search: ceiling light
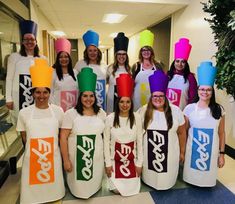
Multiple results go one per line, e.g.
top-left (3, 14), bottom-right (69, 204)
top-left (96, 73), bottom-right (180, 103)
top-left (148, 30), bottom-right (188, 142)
top-left (50, 31), bottom-right (66, 37)
top-left (0, 32), bottom-right (3, 35)
top-left (109, 32), bottom-right (118, 38)
top-left (102, 13), bottom-right (127, 24)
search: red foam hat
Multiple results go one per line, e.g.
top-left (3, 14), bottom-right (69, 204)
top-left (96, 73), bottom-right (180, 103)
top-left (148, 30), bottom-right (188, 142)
top-left (116, 73), bottom-right (134, 97)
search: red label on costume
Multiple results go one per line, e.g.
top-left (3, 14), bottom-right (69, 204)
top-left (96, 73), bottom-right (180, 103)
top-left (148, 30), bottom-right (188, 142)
top-left (61, 90), bottom-right (77, 112)
top-left (166, 88), bottom-right (181, 107)
top-left (114, 141), bottom-right (136, 178)
top-left (29, 137), bottom-right (54, 185)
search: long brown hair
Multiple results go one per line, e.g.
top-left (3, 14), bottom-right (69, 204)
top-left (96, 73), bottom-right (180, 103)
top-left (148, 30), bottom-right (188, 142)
top-left (113, 97), bottom-right (135, 129)
top-left (83, 47), bottom-right (102, 65)
top-left (144, 95), bottom-right (173, 131)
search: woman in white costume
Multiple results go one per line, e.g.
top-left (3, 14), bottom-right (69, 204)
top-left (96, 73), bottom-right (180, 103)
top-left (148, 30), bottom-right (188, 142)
top-left (138, 70), bottom-right (186, 190)
top-left (50, 38), bottom-right (78, 112)
top-left (132, 30), bottom-right (162, 111)
top-left (104, 73), bottom-right (143, 196)
top-left (183, 61), bottom-right (225, 187)
top-left (60, 67), bottom-right (106, 199)
top-left (6, 20), bottom-right (45, 123)
top-left (74, 30), bottom-right (107, 110)
top-left (16, 59), bottom-right (65, 204)
top-left (106, 32), bottom-right (131, 114)
top-left (166, 38), bottom-right (197, 110)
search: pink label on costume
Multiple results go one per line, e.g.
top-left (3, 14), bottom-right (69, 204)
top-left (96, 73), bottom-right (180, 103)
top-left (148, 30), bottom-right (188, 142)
top-left (60, 90), bottom-right (77, 111)
top-left (114, 141), bottom-right (136, 179)
top-left (166, 88), bottom-right (181, 107)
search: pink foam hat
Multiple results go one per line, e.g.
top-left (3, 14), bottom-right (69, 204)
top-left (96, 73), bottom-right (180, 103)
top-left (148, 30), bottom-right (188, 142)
top-left (55, 38), bottom-right (71, 54)
top-left (174, 38), bottom-right (192, 60)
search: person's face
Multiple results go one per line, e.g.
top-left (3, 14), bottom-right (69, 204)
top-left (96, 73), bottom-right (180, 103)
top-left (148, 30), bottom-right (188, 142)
top-left (151, 91), bottom-right (165, 111)
top-left (118, 97), bottom-right (132, 115)
top-left (87, 45), bottom-right (98, 62)
top-left (33, 87), bottom-right (50, 105)
top-left (141, 47), bottom-right (152, 60)
top-left (22, 33), bottom-right (37, 51)
top-left (198, 85), bottom-right (213, 102)
top-left (81, 91), bottom-right (95, 109)
top-left (116, 51), bottom-right (127, 66)
top-left (59, 51), bottom-right (69, 67)
top-left (174, 59), bottom-right (186, 71)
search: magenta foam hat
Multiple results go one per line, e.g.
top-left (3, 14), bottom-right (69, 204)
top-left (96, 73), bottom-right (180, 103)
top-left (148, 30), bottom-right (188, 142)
top-left (174, 38), bottom-right (192, 60)
top-left (55, 38), bottom-right (71, 54)
top-left (149, 70), bottom-right (169, 94)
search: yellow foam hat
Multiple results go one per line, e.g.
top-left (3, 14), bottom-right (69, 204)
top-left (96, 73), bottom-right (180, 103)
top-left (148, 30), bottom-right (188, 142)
top-left (139, 30), bottom-right (154, 48)
top-left (30, 59), bottom-right (53, 88)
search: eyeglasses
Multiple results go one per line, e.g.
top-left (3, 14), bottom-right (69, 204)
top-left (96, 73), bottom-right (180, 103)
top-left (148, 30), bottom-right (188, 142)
top-left (117, 53), bottom-right (126, 56)
top-left (152, 95), bottom-right (165, 99)
top-left (198, 88), bottom-right (213, 93)
top-left (23, 38), bottom-right (36, 43)
top-left (141, 48), bottom-right (151, 52)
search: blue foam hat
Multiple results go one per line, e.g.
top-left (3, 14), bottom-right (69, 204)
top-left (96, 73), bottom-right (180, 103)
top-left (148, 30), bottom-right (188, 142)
top-left (19, 20), bottom-right (37, 38)
top-left (197, 61), bottom-right (217, 86)
top-left (82, 30), bottom-right (99, 47)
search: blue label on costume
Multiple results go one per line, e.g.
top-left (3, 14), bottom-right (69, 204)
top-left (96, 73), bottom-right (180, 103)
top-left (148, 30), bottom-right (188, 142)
top-left (96, 79), bottom-right (106, 110)
top-left (147, 129), bottom-right (168, 173)
top-left (190, 128), bottom-right (213, 171)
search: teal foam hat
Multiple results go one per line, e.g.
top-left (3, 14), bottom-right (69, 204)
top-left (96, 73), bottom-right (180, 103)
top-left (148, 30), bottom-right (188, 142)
top-left (197, 61), bottom-right (217, 86)
top-left (77, 67), bottom-right (97, 92)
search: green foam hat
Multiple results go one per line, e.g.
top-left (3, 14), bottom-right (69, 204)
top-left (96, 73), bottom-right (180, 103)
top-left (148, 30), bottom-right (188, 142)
top-left (139, 30), bottom-right (154, 48)
top-left (77, 67), bottom-right (97, 92)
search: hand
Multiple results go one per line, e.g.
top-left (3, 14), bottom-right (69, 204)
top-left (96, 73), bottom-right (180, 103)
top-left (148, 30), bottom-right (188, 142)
top-left (6, 102), bottom-right (14, 110)
top-left (179, 152), bottom-right (185, 164)
top-left (218, 154), bottom-right (225, 168)
top-left (63, 159), bottom-right (73, 172)
top-left (105, 166), bottom-right (113, 178)
top-left (135, 166), bottom-right (142, 177)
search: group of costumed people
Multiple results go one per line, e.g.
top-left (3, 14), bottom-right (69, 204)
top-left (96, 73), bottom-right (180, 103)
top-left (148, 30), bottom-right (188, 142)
top-left (5, 20), bottom-right (225, 204)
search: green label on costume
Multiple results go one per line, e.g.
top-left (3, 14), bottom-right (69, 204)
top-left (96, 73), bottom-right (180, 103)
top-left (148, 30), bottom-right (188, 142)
top-left (76, 135), bottom-right (96, 181)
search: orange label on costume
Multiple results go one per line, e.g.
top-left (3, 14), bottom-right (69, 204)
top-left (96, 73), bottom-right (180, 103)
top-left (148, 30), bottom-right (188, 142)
top-left (29, 137), bottom-right (54, 185)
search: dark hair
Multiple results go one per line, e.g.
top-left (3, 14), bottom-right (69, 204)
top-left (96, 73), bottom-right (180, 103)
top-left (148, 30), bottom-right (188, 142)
top-left (144, 95), bottom-right (173, 131)
top-left (113, 97), bottom-right (135, 129)
top-left (194, 87), bottom-right (223, 119)
top-left (52, 51), bottom-right (76, 81)
top-left (112, 53), bottom-right (131, 76)
top-left (168, 60), bottom-right (190, 83)
top-left (19, 44), bottom-right (40, 57)
top-left (75, 91), bottom-right (100, 115)
top-left (31, 87), bottom-right (51, 94)
top-left (83, 46), bottom-right (102, 65)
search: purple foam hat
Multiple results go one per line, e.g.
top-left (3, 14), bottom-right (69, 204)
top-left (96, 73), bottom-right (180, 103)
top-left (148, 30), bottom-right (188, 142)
top-left (149, 70), bottom-right (169, 93)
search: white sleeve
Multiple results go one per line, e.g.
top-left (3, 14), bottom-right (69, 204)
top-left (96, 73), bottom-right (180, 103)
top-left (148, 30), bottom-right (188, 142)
top-left (5, 53), bottom-right (19, 102)
top-left (183, 104), bottom-right (194, 118)
top-left (135, 113), bottom-right (143, 167)
top-left (55, 106), bottom-right (64, 128)
top-left (49, 71), bottom-right (56, 104)
top-left (177, 107), bottom-right (185, 126)
top-left (61, 109), bottom-right (75, 129)
top-left (16, 110), bottom-right (26, 132)
top-left (104, 115), bottom-right (112, 167)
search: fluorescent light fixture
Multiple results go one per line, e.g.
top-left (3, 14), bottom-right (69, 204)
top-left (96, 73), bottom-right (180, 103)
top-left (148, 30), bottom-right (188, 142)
top-left (99, 45), bottom-right (106, 48)
top-left (109, 32), bottom-right (118, 38)
top-left (102, 13), bottom-right (127, 24)
top-left (0, 32), bottom-right (3, 35)
top-left (50, 31), bottom-right (66, 37)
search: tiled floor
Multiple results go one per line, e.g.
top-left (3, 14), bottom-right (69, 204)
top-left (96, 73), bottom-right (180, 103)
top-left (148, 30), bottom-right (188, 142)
top-left (0, 155), bottom-right (234, 204)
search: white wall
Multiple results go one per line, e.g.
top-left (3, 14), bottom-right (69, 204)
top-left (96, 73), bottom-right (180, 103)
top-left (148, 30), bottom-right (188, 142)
top-left (30, 0), bottom-right (56, 51)
top-left (171, 0), bottom-right (235, 148)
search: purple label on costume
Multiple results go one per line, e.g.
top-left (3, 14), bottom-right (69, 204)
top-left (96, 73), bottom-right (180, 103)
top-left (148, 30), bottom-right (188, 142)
top-left (147, 129), bottom-right (168, 173)
top-left (191, 128), bottom-right (213, 171)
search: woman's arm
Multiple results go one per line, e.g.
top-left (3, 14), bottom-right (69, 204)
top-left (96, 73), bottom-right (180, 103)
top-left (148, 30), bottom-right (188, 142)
top-left (218, 115), bottom-right (226, 168)
top-left (104, 118), bottom-right (113, 177)
top-left (177, 123), bottom-right (187, 163)
top-left (60, 128), bottom-right (72, 172)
